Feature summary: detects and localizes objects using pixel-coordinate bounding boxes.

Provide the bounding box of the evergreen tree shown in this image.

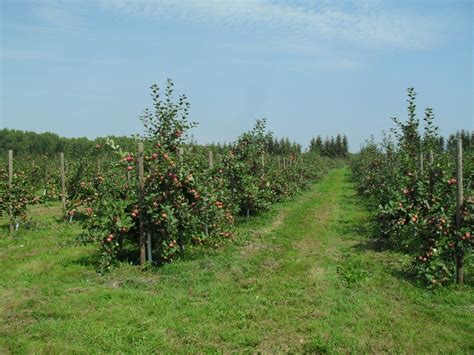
[342,135,349,156]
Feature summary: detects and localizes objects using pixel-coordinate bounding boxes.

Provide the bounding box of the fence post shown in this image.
[261,153,265,176]
[8,150,13,235]
[137,143,146,266]
[428,150,434,165]
[208,151,214,169]
[60,153,66,211]
[455,136,464,285]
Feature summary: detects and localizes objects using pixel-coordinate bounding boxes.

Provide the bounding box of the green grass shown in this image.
[1,168,473,353]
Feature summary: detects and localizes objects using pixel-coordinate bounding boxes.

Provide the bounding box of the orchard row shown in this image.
[0,80,340,271]
[351,88,473,287]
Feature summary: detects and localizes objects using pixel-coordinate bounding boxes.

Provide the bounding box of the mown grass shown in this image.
[1,168,473,353]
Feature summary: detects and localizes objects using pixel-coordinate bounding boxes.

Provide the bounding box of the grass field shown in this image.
[1,168,473,353]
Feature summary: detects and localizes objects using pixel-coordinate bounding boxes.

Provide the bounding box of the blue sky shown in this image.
[1,0,472,151]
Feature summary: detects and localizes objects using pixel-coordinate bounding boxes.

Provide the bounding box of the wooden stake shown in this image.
[419,151,424,174]
[455,136,464,285]
[8,150,13,235]
[300,156,303,180]
[147,233,152,263]
[138,143,146,267]
[60,153,66,211]
[428,150,434,165]
[261,153,265,176]
[208,151,214,169]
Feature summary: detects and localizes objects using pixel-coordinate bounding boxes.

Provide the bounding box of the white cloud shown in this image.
[98,0,444,50]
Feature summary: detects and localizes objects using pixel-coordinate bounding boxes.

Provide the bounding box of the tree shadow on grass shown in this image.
[0,224,9,236]
[336,188,432,287]
[68,241,141,270]
[69,252,101,268]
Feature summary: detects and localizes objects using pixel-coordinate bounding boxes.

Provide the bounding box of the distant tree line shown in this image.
[309,134,349,158]
[0,128,136,158]
[0,128,306,159]
[266,137,302,155]
[447,130,474,152]
[416,130,473,153]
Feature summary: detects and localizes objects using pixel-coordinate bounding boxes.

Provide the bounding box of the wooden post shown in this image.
[44,169,48,196]
[428,150,434,165]
[137,143,146,267]
[455,136,464,285]
[300,156,303,180]
[205,150,213,235]
[283,157,287,170]
[147,233,152,263]
[261,153,265,176]
[277,156,281,170]
[419,151,424,174]
[177,148,186,252]
[208,151,214,169]
[8,150,13,235]
[60,153,66,210]
[97,158,102,174]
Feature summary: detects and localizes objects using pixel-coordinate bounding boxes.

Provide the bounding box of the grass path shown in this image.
[1,168,473,353]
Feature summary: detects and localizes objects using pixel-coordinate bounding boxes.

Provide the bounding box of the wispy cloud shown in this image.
[218,39,361,71]
[98,0,444,50]
[2,0,86,34]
